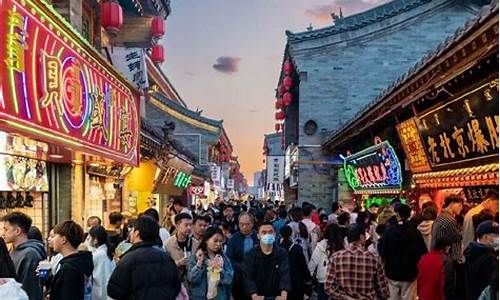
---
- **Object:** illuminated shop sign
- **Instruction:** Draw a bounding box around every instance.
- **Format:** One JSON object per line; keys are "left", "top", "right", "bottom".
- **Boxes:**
{"left": 343, "top": 140, "right": 402, "bottom": 193}
{"left": 174, "top": 171, "right": 191, "bottom": 189}
{"left": 416, "top": 79, "right": 498, "bottom": 167}
{"left": 0, "top": 0, "right": 140, "bottom": 165}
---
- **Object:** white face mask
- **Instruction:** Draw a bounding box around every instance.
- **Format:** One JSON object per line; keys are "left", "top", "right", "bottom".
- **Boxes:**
{"left": 491, "top": 237, "right": 499, "bottom": 250}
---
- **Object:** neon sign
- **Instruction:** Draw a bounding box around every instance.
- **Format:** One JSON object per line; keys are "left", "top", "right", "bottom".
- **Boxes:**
{"left": 174, "top": 171, "right": 191, "bottom": 189}
{"left": 0, "top": 0, "right": 140, "bottom": 165}
{"left": 343, "top": 140, "right": 402, "bottom": 193}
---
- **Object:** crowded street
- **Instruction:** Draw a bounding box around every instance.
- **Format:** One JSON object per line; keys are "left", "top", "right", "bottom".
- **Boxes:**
{"left": 0, "top": 0, "right": 499, "bottom": 299}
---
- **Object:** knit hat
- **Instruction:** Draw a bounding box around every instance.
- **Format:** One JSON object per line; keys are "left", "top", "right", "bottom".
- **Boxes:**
{"left": 476, "top": 221, "right": 499, "bottom": 238}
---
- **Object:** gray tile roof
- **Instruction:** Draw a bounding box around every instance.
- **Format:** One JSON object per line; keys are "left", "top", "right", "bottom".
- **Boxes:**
{"left": 287, "top": 0, "right": 432, "bottom": 42}
{"left": 323, "top": 0, "right": 498, "bottom": 146}
{"left": 152, "top": 92, "right": 223, "bottom": 128}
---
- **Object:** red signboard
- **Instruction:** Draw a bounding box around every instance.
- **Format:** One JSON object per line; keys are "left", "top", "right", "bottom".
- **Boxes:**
{"left": 0, "top": 0, "right": 140, "bottom": 165}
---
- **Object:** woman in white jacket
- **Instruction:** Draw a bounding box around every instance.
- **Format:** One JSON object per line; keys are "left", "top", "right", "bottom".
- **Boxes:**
{"left": 89, "top": 226, "right": 116, "bottom": 300}
{"left": 308, "top": 224, "right": 344, "bottom": 300}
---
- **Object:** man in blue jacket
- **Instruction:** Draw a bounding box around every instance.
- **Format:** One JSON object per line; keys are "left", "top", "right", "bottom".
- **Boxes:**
{"left": 226, "top": 212, "right": 258, "bottom": 300}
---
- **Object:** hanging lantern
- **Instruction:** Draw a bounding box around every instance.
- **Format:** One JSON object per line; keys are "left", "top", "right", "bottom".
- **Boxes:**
{"left": 282, "top": 92, "right": 292, "bottom": 106}
{"left": 283, "top": 76, "right": 293, "bottom": 90}
{"left": 151, "top": 16, "right": 165, "bottom": 38}
{"left": 151, "top": 45, "right": 164, "bottom": 64}
{"left": 275, "top": 111, "right": 285, "bottom": 120}
{"left": 275, "top": 123, "right": 281, "bottom": 132}
{"left": 283, "top": 60, "right": 293, "bottom": 75}
{"left": 278, "top": 84, "right": 285, "bottom": 96}
{"left": 275, "top": 99, "right": 283, "bottom": 110}
{"left": 101, "top": 0, "right": 123, "bottom": 37}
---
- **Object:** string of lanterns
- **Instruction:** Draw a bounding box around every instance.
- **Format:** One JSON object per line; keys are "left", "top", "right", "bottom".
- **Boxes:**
{"left": 274, "top": 59, "right": 294, "bottom": 133}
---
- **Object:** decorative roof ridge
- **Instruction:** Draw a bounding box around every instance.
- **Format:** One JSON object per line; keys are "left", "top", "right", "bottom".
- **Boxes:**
{"left": 152, "top": 92, "right": 223, "bottom": 128}
{"left": 264, "top": 132, "right": 281, "bottom": 139}
{"left": 287, "top": 0, "right": 433, "bottom": 42}
{"left": 323, "top": 0, "right": 498, "bottom": 147}
{"left": 141, "top": 118, "right": 164, "bottom": 142}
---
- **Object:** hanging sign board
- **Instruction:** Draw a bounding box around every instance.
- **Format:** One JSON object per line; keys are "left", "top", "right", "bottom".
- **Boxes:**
{"left": 416, "top": 79, "right": 498, "bottom": 168}
{"left": 0, "top": 0, "right": 140, "bottom": 165}
{"left": 343, "top": 140, "right": 402, "bottom": 194}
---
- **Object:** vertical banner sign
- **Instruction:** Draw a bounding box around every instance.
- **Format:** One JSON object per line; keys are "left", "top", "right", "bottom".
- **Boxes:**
{"left": 0, "top": 0, "right": 140, "bottom": 165}
{"left": 110, "top": 47, "right": 149, "bottom": 90}
{"left": 416, "top": 79, "right": 498, "bottom": 167}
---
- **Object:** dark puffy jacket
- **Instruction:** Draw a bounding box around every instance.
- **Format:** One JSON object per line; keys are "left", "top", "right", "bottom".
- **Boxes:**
{"left": 378, "top": 220, "right": 428, "bottom": 281}
{"left": 49, "top": 251, "right": 93, "bottom": 300}
{"left": 107, "top": 242, "right": 181, "bottom": 300}
{"left": 242, "top": 246, "right": 291, "bottom": 297}
{"left": 464, "top": 242, "right": 498, "bottom": 300}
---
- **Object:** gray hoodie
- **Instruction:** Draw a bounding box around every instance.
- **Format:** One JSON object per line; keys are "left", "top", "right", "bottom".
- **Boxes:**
{"left": 11, "top": 239, "right": 47, "bottom": 300}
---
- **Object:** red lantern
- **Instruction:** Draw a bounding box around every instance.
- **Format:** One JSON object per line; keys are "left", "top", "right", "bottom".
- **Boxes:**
{"left": 283, "top": 76, "right": 293, "bottom": 90}
{"left": 278, "top": 84, "right": 285, "bottom": 96}
{"left": 283, "top": 60, "right": 293, "bottom": 75}
{"left": 275, "top": 111, "right": 285, "bottom": 120}
{"left": 151, "top": 45, "right": 164, "bottom": 64}
{"left": 275, "top": 99, "right": 283, "bottom": 110}
{"left": 275, "top": 124, "right": 281, "bottom": 132}
{"left": 282, "top": 92, "right": 292, "bottom": 106}
{"left": 101, "top": 0, "right": 123, "bottom": 37}
{"left": 151, "top": 16, "right": 165, "bottom": 38}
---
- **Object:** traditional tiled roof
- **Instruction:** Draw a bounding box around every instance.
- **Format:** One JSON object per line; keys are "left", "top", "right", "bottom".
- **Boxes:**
{"left": 141, "top": 118, "right": 163, "bottom": 144}
{"left": 287, "top": 0, "right": 432, "bottom": 42}
{"left": 169, "top": 138, "right": 197, "bottom": 164}
{"left": 323, "top": 0, "right": 499, "bottom": 147}
{"left": 152, "top": 92, "right": 223, "bottom": 128}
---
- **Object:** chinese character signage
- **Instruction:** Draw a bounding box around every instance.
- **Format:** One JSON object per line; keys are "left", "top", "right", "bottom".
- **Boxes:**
{"left": 0, "top": 0, "right": 140, "bottom": 165}
{"left": 267, "top": 156, "right": 284, "bottom": 184}
{"left": 110, "top": 47, "right": 149, "bottom": 90}
{"left": 343, "top": 141, "right": 402, "bottom": 193}
{"left": 416, "top": 79, "right": 498, "bottom": 168}
{"left": 396, "top": 118, "right": 431, "bottom": 173}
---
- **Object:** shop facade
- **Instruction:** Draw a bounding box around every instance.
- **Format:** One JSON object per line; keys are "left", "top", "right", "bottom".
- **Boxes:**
{"left": 0, "top": 0, "right": 140, "bottom": 232}
{"left": 323, "top": 3, "right": 498, "bottom": 210}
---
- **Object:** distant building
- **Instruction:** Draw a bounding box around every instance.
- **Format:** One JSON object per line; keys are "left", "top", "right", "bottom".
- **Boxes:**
{"left": 263, "top": 133, "right": 285, "bottom": 202}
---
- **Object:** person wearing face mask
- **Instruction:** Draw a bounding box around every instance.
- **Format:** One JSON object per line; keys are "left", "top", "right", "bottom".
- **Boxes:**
{"left": 242, "top": 222, "right": 291, "bottom": 300}
{"left": 464, "top": 220, "right": 499, "bottom": 300}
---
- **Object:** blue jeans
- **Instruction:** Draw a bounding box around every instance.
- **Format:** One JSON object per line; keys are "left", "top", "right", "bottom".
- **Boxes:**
{"left": 317, "top": 283, "right": 329, "bottom": 300}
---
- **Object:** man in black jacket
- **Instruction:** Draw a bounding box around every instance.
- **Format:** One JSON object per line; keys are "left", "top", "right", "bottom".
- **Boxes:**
{"left": 48, "top": 220, "right": 93, "bottom": 300}
{"left": 464, "top": 220, "right": 498, "bottom": 300}
{"left": 108, "top": 216, "right": 181, "bottom": 300}
{"left": 378, "top": 204, "right": 427, "bottom": 300}
{"left": 243, "top": 221, "right": 291, "bottom": 300}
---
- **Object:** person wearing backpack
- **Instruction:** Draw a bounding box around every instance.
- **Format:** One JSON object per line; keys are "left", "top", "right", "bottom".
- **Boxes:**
{"left": 308, "top": 224, "right": 344, "bottom": 300}
{"left": 279, "top": 225, "right": 311, "bottom": 300}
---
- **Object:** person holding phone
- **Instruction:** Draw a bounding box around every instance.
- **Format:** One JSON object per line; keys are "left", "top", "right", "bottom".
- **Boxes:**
{"left": 187, "top": 227, "right": 234, "bottom": 300}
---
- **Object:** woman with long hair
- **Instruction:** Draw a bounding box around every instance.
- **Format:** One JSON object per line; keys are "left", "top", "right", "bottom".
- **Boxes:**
{"left": 308, "top": 223, "right": 344, "bottom": 300}
{"left": 187, "top": 227, "right": 233, "bottom": 300}
{"left": 88, "top": 225, "right": 116, "bottom": 300}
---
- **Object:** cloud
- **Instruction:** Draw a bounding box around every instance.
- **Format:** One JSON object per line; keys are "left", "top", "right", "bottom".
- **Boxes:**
{"left": 304, "top": 4, "right": 336, "bottom": 22}
{"left": 248, "top": 109, "right": 260, "bottom": 113}
{"left": 185, "top": 71, "right": 195, "bottom": 76}
{"left": 212, "top": 56, "right": 242, "bottom": 74}
{"left": 304, "top": 0, "right": 391, "bottom": 22}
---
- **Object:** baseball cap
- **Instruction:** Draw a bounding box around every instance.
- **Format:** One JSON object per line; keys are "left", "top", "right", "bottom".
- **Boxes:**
{"left": 476, "top": 221, "right": 499, "bottom": 238}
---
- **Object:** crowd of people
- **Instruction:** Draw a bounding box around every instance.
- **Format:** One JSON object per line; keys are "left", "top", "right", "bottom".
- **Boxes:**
{"left": 0, "top": 193, "right": 498, "bottom": 300}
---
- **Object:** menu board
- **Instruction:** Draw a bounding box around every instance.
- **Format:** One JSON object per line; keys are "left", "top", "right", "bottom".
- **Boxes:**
{"left": 0, "top": 155, "right": 49, "bottom": 191}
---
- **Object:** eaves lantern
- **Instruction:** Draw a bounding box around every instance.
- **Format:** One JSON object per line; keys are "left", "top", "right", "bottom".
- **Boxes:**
{"left": 275, "top": 111, "right": 285, "bottom": 120}
{"left": 151, "top": 45, "right": 165, "bottom": 64}
{"left": 275, "top": 123, "right": 281, "bottom": 132}
{"left": 277, "top": 84, "right": 285, "bottom": 96}
{"left": 151, "top": 16, "right": 165, "bottom": 39}
{"left": 101, "top": 0, "right": 123, "bottom": 37}
{"left": 283, "top": 76, "right": 293, "bottom": 90}
{"left": 283, "top": 60, "right": 293, "bottom": 75}
{"left": 275, "top": 99, "right": 283, "bottom": 110}
{"left": 282, "top": 92, "right": 292, "bottom": 106}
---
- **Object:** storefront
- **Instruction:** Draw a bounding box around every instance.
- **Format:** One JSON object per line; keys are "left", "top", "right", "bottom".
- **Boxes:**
{"left": 0, "top": 0, "right": 140, "bottom": 230}
{"left": 323, "top": 3, "right": 498, "bottom": 211}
